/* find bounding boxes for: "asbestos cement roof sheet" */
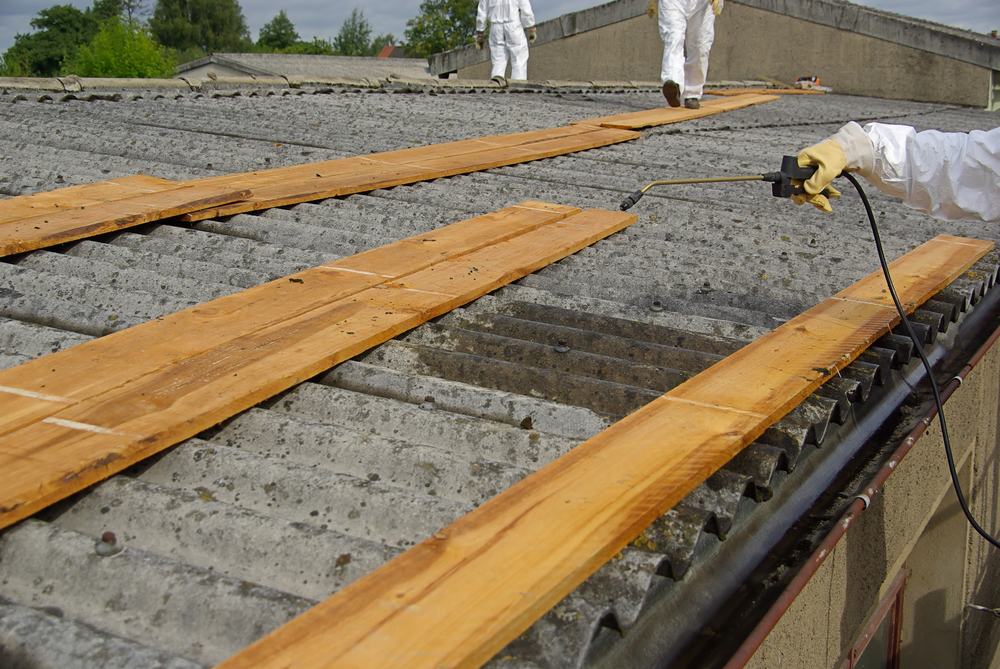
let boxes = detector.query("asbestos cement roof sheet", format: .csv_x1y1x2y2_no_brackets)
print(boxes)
0,80,998,669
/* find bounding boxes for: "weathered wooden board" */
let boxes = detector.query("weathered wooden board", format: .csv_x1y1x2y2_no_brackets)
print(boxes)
0,202,579,436
0,184,251,256
215,233,992,669
704,87,824,96
0,175,180,225
0,205,634,530
573,93,780,129
180,126,639,221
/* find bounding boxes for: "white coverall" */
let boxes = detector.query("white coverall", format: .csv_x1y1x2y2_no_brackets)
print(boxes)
658,0,719,100
477,0,535,81
854,123,1000,223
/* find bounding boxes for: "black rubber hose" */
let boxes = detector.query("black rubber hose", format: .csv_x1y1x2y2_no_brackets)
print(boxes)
842,171,1000,551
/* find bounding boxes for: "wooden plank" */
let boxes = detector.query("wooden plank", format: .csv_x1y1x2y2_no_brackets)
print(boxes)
0,175,180,225
705,87,824,96
180,126,639,222
0,185,252,256
215,233,992,669
573,93,780,130
0,202,579,434
0,205,631,528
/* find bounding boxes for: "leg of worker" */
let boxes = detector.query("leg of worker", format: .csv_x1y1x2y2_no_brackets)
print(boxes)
507,22,530,80
682,1,715,100
489,24,510,79
658,5,687,105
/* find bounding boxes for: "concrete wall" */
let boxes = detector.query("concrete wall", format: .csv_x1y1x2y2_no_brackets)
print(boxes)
448,0,996,106
746,342,1000,668
712,2,992,107
458,14,662,83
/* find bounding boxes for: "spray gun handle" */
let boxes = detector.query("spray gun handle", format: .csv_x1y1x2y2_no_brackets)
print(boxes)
766,155,834,198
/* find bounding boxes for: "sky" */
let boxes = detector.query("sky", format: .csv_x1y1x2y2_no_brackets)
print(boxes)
1,0,997,58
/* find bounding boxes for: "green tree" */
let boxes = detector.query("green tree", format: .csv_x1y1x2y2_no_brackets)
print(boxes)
64,17,175,78
404,0,476,58
149,0,252,53
3,4,96,77
257,10,298,50
332,8,371,57
281,37,336,55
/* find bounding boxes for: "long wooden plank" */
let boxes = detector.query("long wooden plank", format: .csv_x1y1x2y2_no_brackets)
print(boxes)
0,206,634,529
0,175,180,225
0,184,252,256
705,87,824,96
215,233,992,669
180,126,639,221
572,92,779,129
0,201,578,435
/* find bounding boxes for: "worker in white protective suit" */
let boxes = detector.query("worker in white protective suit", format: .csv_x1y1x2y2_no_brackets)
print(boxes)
794,122,1000,223
476,0,536,83
650,0,722,109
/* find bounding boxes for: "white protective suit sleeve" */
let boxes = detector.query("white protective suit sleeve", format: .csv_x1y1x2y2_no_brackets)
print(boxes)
859,122,1000,223
476,0,488,32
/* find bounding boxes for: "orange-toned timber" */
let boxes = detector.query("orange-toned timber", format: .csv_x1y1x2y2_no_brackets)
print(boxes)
178,125,639,222
573,92,779,130
215,234,992,669
0,178,251,256
704,88,824,96
0,203,635,530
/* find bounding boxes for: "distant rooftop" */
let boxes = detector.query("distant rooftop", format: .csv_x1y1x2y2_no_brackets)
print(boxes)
176,53,432,83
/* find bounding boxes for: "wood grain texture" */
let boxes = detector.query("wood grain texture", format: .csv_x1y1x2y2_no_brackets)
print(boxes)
215,233,992,669
0,202,578,435
572,93,779,129
0,184,251,256
179,126,639,222
0,205,634,531
0,175,179,225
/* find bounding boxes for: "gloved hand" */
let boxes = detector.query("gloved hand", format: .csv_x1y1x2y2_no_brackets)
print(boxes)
527,26,536,44
711,0,723,15
647,0,657,18
475,31,486,50
794,122,875,213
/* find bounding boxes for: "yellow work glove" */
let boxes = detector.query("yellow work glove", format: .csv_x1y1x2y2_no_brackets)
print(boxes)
527,26,536,44
711,0,723,15
475,31,485,50
647,0,657,19
794,140,847,213
793,122,875,214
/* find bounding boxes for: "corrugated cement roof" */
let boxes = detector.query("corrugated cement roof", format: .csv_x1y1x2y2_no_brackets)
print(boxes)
1,79,998,669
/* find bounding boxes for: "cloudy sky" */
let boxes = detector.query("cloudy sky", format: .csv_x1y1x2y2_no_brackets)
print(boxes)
1,0,996,57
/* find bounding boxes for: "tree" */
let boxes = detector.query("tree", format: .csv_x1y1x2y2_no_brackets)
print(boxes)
3,4,97,77
332,8,371,57
257,10,298,50
281,38,336,56
149,0,252,53
404,0,476,58
63,17,174,77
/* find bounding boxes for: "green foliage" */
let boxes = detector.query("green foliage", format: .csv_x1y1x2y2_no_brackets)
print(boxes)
63,17,175,78
280,38,336,56
3,4,97,77
332,8,371,57
149,0,252,53
404,0,476,58
257,10,298,50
